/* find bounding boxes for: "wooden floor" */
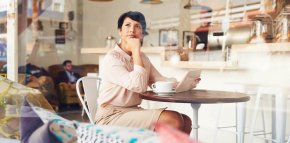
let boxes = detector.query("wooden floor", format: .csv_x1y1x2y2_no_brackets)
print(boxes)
57,104,90,123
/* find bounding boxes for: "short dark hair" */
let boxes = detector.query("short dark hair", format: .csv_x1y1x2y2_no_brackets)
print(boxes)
62,60,72,66
117,11,147,35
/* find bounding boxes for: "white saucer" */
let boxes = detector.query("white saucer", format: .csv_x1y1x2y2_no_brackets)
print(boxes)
153,90,176,96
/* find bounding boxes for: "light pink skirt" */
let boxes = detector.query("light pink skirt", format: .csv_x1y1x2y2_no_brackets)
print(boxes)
95,105,166,130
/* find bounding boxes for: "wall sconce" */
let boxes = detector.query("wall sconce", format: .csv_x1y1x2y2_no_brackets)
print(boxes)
140,0,162,4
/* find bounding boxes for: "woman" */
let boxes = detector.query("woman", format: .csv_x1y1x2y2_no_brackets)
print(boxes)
95,11,198,134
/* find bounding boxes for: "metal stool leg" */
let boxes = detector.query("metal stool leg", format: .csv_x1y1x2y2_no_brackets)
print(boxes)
213,83,256,143
250,87,288,143
212,104,223,143
81,95,87,117
260,101,268,142
287,136,290,143
236,102,246,143
249,89,262,143
273,88,287,143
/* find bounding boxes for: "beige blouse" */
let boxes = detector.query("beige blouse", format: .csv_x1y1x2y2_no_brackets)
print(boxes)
98,45,171,107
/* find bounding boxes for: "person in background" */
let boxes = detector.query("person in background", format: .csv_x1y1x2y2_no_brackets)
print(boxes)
56,60,80,89
18,63,59,110
193,7,212,51
95,11,201,134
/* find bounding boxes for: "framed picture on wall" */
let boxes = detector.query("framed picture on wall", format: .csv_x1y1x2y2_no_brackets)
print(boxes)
159,29,178,46
183,31,195,48
59,22,68,29
0,23,7,34
55,29,65,44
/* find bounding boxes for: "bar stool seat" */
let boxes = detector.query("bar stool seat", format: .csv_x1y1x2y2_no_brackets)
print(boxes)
249,86,289,143
213,83,264,143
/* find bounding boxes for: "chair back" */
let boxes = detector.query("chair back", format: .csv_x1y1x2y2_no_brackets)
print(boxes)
76,75,101,123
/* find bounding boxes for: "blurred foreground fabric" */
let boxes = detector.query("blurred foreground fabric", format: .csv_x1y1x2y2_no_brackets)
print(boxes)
0,76,54,140
1,76,199,143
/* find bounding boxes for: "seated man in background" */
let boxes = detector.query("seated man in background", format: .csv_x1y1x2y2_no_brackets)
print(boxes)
56,60,80,89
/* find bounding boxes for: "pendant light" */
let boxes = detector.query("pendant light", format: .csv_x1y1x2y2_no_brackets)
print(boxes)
184,0,210,10
140,0,162,4
88,0,113,2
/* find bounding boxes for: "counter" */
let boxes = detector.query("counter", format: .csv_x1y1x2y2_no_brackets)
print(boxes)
231,42,290,52
81,47,238,70
81,42,290,70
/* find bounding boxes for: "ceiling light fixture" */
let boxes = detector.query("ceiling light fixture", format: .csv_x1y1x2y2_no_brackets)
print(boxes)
140,0,162,4
88,0,113,2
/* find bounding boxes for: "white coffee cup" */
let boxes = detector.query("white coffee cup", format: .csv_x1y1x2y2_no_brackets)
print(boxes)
87,73,98,77
151,81,174,92
196,43,205,50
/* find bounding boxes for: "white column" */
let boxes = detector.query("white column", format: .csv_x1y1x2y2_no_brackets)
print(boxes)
7,0,18,82
221,0,230,61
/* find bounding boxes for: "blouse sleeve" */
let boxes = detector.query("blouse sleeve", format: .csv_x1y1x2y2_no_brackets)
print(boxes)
101,53,148,93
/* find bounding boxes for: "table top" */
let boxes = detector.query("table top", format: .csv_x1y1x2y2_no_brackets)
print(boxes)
140,89,250,104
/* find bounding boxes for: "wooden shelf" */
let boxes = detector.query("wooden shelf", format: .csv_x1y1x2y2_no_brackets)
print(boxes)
161,61,239,70
81,47,240,70
81,47,164,54
231,42,290,52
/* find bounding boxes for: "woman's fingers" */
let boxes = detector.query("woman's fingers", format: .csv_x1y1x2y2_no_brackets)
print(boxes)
195,78,201,83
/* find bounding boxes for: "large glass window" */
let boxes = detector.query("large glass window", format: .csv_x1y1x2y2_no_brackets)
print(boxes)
2,0,278,81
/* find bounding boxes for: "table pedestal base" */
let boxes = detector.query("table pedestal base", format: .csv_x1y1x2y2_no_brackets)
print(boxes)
190,103,201,140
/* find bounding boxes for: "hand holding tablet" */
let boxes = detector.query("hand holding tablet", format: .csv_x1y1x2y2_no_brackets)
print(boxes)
151,70,201,95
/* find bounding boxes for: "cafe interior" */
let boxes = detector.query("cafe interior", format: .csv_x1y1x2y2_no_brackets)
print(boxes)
0,0,290,142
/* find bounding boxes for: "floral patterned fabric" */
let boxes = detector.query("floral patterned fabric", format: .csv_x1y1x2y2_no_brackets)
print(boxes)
0,76,54,140
76,122,159,143
22,102,159,143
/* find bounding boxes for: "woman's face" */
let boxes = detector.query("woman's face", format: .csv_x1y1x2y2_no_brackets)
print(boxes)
118,17,144,43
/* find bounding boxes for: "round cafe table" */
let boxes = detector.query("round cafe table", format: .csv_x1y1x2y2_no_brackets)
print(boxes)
140,89,250,140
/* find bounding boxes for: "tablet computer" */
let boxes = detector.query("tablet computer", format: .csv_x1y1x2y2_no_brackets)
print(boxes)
175,70,201,93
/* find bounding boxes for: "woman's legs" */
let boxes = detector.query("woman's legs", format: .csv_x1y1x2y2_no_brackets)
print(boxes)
181,114,192,134
158,110,192,134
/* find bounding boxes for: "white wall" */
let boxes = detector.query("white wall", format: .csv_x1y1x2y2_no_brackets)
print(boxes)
81,0,181,64
82,0,180,48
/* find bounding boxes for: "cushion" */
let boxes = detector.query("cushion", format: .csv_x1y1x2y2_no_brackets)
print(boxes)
20,97,77,143
0,76,54,140
76,122,159,143
27,121,60,143
75,122,198,143
48,119,77,142
20,96,196,143
19,97,41,142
